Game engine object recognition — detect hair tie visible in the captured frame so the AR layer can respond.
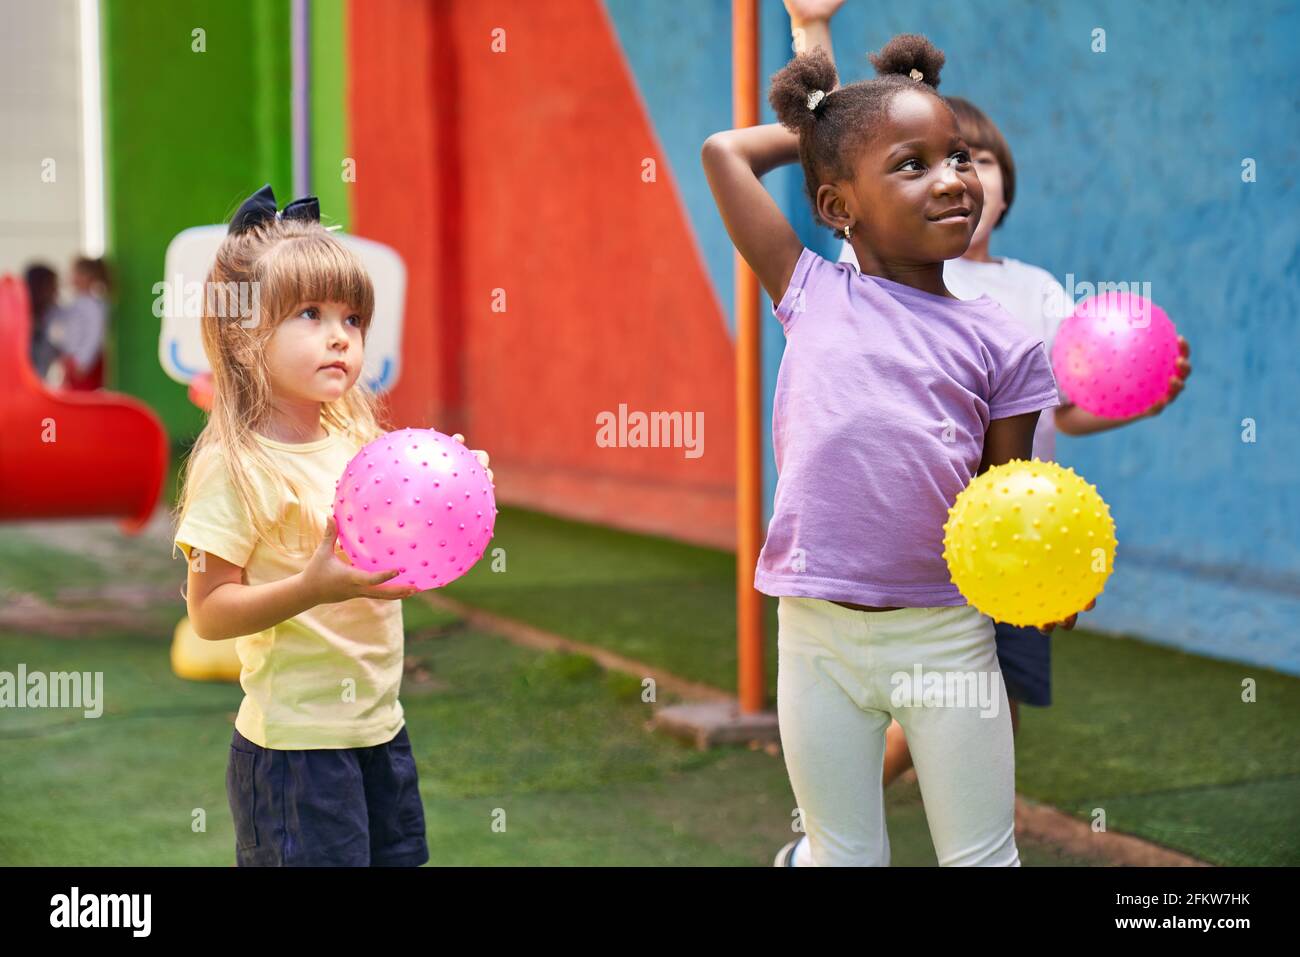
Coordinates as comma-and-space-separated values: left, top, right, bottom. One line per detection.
806, 89, 826, 111
908, 68, 923, 82
228, 183, 321, 235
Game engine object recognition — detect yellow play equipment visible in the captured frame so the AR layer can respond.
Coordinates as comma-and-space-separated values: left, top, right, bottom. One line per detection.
170, 615, 242, 683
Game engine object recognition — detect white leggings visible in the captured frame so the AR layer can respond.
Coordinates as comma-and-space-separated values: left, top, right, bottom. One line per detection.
777, 596, 1019, 866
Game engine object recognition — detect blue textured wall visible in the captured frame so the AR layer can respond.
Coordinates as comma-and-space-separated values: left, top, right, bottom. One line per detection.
606, 0, 1300, 675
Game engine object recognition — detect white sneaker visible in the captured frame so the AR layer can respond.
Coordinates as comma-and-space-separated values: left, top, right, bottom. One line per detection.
773, 835, 805, 867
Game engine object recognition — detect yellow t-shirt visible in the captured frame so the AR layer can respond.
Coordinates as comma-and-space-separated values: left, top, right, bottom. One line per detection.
174, 426, 405, 750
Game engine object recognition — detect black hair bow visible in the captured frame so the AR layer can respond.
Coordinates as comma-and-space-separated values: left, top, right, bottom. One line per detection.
228, 183, 320, 235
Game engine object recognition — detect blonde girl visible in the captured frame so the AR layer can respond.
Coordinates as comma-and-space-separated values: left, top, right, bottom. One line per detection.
173, 185, 489, 866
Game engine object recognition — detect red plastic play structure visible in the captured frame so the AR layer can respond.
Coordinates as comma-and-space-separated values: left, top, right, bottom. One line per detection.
0, 274, 168, 534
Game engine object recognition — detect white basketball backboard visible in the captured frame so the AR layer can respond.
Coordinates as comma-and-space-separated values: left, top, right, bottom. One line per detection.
158, 225, 404, 394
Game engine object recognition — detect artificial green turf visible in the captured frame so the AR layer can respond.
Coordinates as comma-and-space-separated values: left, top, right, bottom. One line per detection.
0, 620, 1093, 866
4, 507, 1287, 866
1059, 777, 1300, 867
443, 505, 780, 695
441, 505, 1300, 866
0, 534, 108, 599
1018, 633, 1300, 799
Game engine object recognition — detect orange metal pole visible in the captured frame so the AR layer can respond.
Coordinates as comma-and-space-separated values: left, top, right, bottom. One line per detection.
733, 0, 765, 714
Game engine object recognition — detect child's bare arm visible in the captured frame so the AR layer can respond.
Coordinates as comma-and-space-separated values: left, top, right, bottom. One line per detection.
1055, 336, 1190, 434
1051, 326, 1190, 437
701, 125, 805, 304
702, 1, 845, 304
1053, 402, 1143, 436
785, 0, 844, 63
186, 516, 417, 641
188, 553, 317, 641
977, 410, 1037, 474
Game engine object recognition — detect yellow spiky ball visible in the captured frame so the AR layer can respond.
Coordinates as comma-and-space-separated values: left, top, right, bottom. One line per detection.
942, 459, 1117, 628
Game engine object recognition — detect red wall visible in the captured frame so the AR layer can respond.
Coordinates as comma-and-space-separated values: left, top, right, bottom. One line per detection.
349, 0, 736, 548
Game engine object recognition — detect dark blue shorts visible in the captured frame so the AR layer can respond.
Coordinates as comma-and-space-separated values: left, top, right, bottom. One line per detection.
994, 622, 1052, 707
226, 725, 429, 867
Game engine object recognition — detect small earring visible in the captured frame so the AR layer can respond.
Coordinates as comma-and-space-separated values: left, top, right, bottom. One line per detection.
842, 224, 852, 240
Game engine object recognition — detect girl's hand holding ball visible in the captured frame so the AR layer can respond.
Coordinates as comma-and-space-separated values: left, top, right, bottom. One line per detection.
303, 515, 421, 604
1141, 336, 1192, 419
1052, 294, 1183, 419
943, 460, 1117, 631
331, 429, 497, 592
1039, 597, 1097, 634
303, 422, 497, 602
452, 433, 494, 485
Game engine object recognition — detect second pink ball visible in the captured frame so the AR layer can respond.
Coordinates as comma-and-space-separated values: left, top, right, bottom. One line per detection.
1051, 292, 1179, 419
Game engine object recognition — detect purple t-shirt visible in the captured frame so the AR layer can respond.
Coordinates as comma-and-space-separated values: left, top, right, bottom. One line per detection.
755, 247, 1060, 607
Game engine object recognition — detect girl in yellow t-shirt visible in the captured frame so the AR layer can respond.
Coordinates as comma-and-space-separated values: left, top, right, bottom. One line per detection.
172, 184, 491, 866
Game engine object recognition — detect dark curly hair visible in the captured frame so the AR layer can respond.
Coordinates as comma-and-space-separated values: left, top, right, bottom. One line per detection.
769, 34, 948, 230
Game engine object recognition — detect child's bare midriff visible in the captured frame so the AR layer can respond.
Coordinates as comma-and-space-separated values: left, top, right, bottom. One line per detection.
832, 600, 902, 612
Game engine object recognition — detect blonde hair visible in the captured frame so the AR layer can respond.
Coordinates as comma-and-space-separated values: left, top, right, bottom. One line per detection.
172, 215, 390, 561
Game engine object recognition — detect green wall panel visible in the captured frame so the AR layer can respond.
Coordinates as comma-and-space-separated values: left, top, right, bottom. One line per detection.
310, 0, 351, 230
102, 0, 292, 439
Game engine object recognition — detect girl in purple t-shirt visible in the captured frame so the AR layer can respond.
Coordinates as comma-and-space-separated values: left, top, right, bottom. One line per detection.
703, 35, 1065, 866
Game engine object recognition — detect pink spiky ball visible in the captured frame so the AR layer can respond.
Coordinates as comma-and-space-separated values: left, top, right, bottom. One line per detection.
332, 428, 497, 591
1051, 292, 1180, 419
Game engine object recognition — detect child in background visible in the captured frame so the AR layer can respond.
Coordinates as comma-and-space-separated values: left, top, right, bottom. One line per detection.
48, 256, 111, 390
172, 184, 491, 866
23, 263, 60, 380
703, 34, 1067, 865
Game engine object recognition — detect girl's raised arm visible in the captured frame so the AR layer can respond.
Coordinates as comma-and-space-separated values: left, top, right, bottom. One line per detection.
701, 124, 805, 305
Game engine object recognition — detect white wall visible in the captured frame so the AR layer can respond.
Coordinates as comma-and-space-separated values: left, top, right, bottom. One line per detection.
0, 0, 88, 289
